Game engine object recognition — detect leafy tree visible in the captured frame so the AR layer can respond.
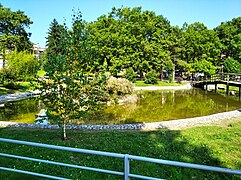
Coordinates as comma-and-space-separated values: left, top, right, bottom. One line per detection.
215, 17, 241, 59
192, 60, 216, 76
0, 4, 33, 67
181, 22, 222, 66
231, 33, 241, 62
87, 7, 172, 77
223, 57, 241, 73
39, 12, 109, 140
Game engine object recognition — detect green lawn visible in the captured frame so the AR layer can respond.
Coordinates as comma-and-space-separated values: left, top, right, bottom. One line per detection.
0, 119, 241, 179
135, 80, 183, 87
0, 82, 34, 96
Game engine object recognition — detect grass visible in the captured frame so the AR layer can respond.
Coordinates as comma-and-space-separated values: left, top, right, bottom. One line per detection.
0, 82, 34, 96
37, 69, 46, 77
0, 119, 241, 179
0, 69, 45, 96
135, 80, 183, 87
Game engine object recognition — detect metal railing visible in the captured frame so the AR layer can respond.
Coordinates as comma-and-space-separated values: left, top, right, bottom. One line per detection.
0, 138, 241, 179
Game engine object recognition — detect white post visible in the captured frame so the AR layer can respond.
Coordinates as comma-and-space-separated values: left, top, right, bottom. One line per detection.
124, 154, 130, 180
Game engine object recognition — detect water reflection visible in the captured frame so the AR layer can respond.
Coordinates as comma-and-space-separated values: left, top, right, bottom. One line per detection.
0, 98, 43, 123
1, 89, 241, 124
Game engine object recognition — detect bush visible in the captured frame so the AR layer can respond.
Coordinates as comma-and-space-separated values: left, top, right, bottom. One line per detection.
223, 57, 241, 73
4, 80, 21, 90
6, 50, 39, 81
0, 68, 15, 84
123, 67, 137, 83
106, 76, 134, 96
144, 70, 158, 84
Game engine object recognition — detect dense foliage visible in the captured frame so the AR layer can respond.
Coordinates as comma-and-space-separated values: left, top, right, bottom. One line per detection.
0, 51, 38, 86
223, 57, 241, 73
85, 7, 241, 76
144, 70, 159, 84
123, 67, 137, 83
0, 4, 32, 67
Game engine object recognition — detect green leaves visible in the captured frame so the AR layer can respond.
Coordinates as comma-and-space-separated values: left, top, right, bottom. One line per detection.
4, 50, 38, 81
223, 58, 241, 73
0, 4, 32, 52
40, 12, 109, 139
87, 7, 173, 76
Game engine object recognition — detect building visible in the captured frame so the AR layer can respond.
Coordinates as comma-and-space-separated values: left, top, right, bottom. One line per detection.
33, 43, 46, 59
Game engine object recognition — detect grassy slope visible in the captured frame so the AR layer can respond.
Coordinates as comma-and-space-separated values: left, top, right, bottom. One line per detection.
0, 82, 33, 96
0, 120, 241, 179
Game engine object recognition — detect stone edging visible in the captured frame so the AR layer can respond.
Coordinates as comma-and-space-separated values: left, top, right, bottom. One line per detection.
1, 109, 241, 130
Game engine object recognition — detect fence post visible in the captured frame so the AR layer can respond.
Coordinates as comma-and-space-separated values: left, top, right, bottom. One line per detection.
124, 154, 130, 180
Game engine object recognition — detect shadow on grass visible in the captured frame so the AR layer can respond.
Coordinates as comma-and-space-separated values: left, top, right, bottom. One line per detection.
0, 127, 240, 179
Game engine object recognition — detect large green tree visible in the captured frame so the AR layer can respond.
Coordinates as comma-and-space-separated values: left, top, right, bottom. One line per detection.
181, 22, 222, 66
0, 4, 32, 67
87, 7, 172, 77
215, 17, 241, 60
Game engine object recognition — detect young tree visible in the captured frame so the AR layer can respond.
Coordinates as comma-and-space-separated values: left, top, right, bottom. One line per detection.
39, 13, 109, 140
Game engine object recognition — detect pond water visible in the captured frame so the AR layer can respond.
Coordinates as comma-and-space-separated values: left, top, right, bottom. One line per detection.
1, 88, 241, 124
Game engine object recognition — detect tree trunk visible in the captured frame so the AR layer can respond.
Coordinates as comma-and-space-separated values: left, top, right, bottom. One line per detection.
62, 120, 67, 140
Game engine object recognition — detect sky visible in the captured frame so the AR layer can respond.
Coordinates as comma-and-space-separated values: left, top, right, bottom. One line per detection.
1, 0, 241, 48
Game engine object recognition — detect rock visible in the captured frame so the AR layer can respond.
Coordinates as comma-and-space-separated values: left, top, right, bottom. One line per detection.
230, 91, 236, 96
118, 94, 138, 105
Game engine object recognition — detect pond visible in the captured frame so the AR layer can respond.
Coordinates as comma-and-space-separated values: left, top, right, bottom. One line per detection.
0, 88, 241, 124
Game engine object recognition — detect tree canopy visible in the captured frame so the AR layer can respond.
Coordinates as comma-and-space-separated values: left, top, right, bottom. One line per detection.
0, 4, 32, 52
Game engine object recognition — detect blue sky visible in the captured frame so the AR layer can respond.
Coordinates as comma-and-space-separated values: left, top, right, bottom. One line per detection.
1, 0, 241, 47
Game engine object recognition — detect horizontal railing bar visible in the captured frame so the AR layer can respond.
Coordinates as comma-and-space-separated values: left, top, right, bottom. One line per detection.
0, 153, 123, 176
0, 166, 69, 180
0, 138, 124, 158
129, 173, 165, 180
129, 155, 241, 176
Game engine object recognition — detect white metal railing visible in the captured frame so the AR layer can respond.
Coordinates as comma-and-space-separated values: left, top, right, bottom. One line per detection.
0, 138, 241, 179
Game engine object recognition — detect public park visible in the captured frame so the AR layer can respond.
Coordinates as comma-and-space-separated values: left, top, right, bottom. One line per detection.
0, 1, 241, 179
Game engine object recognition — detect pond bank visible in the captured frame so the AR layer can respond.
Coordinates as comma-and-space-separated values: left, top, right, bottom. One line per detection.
0, 82, 191, 103
1, 108, 241, 130
0, 90, 41, 103
134, 82, 192, 91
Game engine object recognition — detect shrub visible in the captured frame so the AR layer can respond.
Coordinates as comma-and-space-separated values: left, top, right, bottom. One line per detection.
123, 67, 137, 83
0, 68, 15, 84
6, 50, 39, 81
4, 80, 21, 90
144, 70, 158, 84
106, 76, 134, 96
223, 57, 241, 73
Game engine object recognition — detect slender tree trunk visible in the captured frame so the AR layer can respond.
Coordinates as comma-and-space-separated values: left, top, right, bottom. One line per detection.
62, 118, 67, 140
